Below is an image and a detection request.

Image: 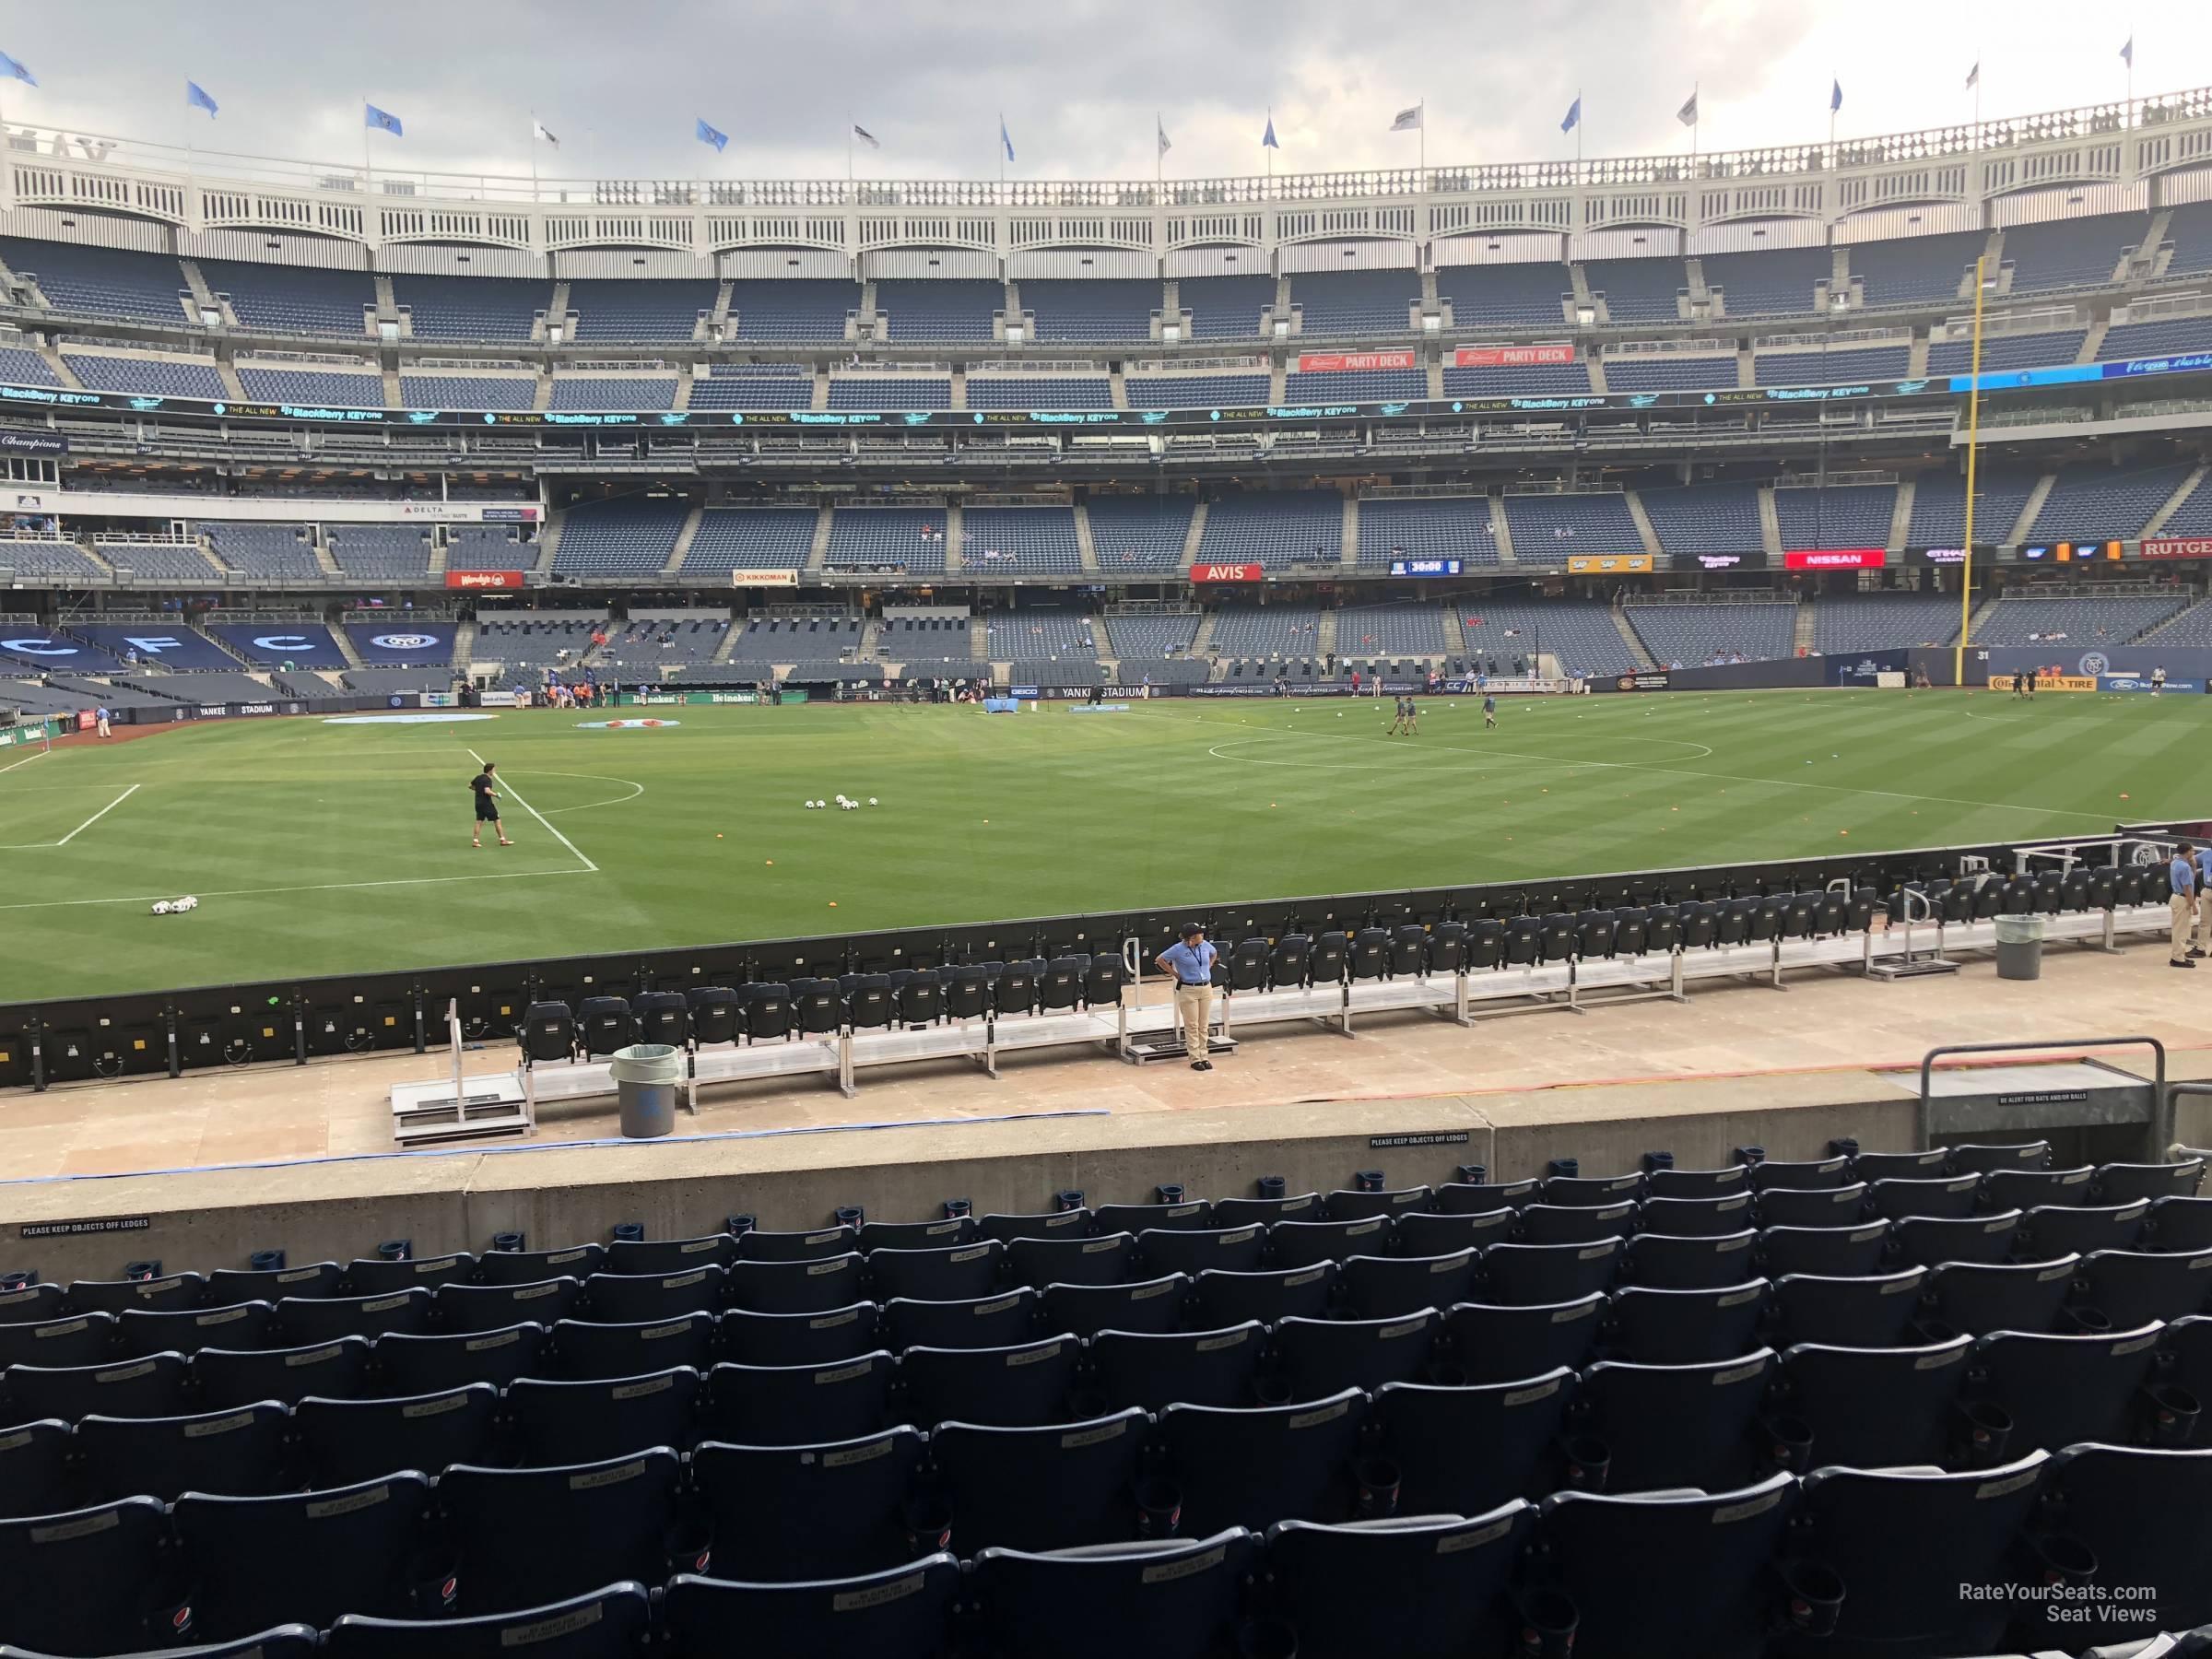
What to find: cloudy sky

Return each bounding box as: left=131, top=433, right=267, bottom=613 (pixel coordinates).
left=3, top=0, right=2206, bottom=185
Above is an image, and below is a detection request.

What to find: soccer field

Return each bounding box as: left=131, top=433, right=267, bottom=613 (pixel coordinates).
left=0, top=688, right=2199, bottom=1002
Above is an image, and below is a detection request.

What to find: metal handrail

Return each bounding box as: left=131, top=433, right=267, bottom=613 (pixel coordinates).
left=1917, top=1036, right=2168, bottom=1147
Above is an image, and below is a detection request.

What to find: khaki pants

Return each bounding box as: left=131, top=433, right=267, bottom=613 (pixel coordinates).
left=2173, top=894, right=2196, bottom=959
left=1174, top=982, right=1214, bottom=1060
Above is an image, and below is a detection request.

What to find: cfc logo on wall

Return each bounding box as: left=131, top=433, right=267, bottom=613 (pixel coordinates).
left=371, top=633, right=440, bottom=651
left=2077, top=652, right=2111, bottom=677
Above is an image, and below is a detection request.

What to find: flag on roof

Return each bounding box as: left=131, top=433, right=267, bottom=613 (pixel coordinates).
left=0, top=52, right=36, bottom=88
left=533, top=120, right=559, bottom=147
left=1262, top=113, right=1278, bottom=149
left=1000, top=115, right=1014, bottom=162
left=1389, top=104, right=1422, bottom=132
left=1677, top=90, right=1699, bottom=126
left=853, top=124, right=879, bottom=150
left=186, top=81, right=218, bottom=119
left=365, top=102, right=403, bottom=136
left=1830, top=78, right=1842, bottom=114
left=1560, top=96, right=1581, bottom=135
left=1157, top=117, right=1171, bottom=156
left=1965, top=61, right=1980, bottom=91
left=696, top=117, right=727, bottom=152
left=2120, top=37, right=2133, bottom=68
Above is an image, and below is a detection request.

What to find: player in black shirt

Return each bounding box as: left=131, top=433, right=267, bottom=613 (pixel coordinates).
left=471, top=762, right=512, bottom=849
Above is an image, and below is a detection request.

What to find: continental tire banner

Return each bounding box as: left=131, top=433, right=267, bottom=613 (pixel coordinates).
left=1987, top=675, right=2098, bottom=693
left=1568, top=553, right=1653, bottom=574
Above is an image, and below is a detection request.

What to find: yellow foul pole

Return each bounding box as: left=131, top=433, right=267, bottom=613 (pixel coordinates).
left=1955, top=254, right=1986, bottom=687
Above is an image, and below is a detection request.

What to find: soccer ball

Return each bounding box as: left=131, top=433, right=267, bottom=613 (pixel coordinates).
left=868, top=797, right=878, bottom=806
left=177, top=896, right=198, bottom=912
left=151, top=900, right=171, bottom=916
left=841, top=799, right=857, bottom=811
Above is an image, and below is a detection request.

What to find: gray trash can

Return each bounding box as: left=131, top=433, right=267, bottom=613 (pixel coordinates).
left=610, top=1043, right=682, bottom=1138
left=1994, top=914, right=2045, bottom=982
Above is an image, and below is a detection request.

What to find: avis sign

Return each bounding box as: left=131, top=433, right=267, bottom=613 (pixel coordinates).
left=1190, top=562, right=1265, bottom=582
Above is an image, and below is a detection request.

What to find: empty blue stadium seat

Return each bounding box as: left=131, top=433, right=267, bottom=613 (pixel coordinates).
left=1639, top=482, right=1764, bottom=554
left=0, top=346, right=61, bottom=388
left=1810, top=594, right=1961, bottom=653
left=965, top=375, right=1112, bottom=410
left=1905, top=468, right=2040, bottom=546
left=63, top=352, right=224, bottom=398
left=548, top=376, right=677, bottom=412
left=1927, top=330, right=2085, bottom=374
left=552, top=497, right=688, bottom=576
left=1501, top=492, right=1642, bottom=560
left=399, top=374, right=535, bottom=410
left=327, top=526, right=432, bottom=579
left=1086, top=497, right=1194, bottom=571
left=93, top=543, right=221, bottom=584
left=963, top=508, right=1084, bottom=573
left=1772, top=483, right=1895, bottom=550
left=1359, top=496, right=1500, bottom=567
left=1178, top=275, right=1273, bottom=339
left=1700, top=246, right=1828, bottom=318
left=1753, top=344, right=1911, bottom=386
left=198, top=521, right=323, bottom=578
left=874, top=279, right=1002, bottom=344
left=2095, top=314, right=2212, bottom=362
left=684, top=508, right=816, bottom=573
left=1603, top=355, right=1736, bottom=393
left=688, top=365, right=811, bottom=409
left=1337, top=603, right=1448, bottom=653
left=728, top=280, right=854, bottom=344
left=1975, top=594, right=2189, bottom=646
left=1196, top=491, right=1341, bottom=569
left=1457, top=599, right=1638, bottom=677
left=237, top=366, right=382, bottom=406
left=1436, top=261, right=1571, bottom=327
left=2001, top=213, right=2145, bottom=293
left=1102, top=611, right=1200, bottom=655
left=1021, top=278, right=1159, bottom=343
left=1290, top=269, right=1418, bottom=335
left=566, top=277, right=717, bottom=342
left=197, top=259, right=374, bottom=336
left=391, top=274, right=548, bottom=341
left=1628, top=602, right=1798, bottom=665
left=2028, top=462, right=2194, bottom=543
left=1583, top=258, right=1685, bottom=324
left=1846, top=230, right=1984, bottom=308
left=826, top=508, right=948, bottom=571
left=985, top=606, right=1095, bottom=658
left=827, top=377, right=950, bottom=411
left=1124, top=373, right=1268, bottom=409
left=0, top=236, right=188, bottom=322
left=1282, top=368, right=1424, bottom=402
left=447, top=527, right=535, bottom=571
left=1208, top=605, right=1323, bottom=658
left=1441, top=358, right=1591, bottom=396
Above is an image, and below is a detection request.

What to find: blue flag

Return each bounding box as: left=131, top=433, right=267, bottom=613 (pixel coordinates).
left=0, top=50, right=36, bottom=88
left=1262, top=114, right=1278, bottom=150
left=2121, top=36, right=2133, bottom=68
left=1560, top=96, right=1581, bottom=135
left=696, top=117, right=727, bottom=153
left=186, top=81, right=218, bottom=119
left=1000, top=116, right=1014, bottom=163
left=1830, top=78, right=1842, bottom=114
left=365, top=102, right=403, bottom=136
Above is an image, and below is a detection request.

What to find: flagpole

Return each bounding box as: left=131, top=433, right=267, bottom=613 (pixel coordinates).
left=1691, top=81, right=1699, bottom=168
left=528, top=110, right=539, bottom=197
left=847, top=113, right=853, bottom=190
left=1575, top=88, right=1583, bottom=172
left=361, top=91, right=372, bottom=195
left=1156, top=112, right=1162, bottom=197
left=1418, top=97, right=1426, bottom=182
left=1266, top=107, right=1274, bottom=181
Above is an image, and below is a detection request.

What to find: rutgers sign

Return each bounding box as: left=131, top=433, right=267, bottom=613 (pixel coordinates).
left=1191, top=562, right=1265, bottom=582
left=444, top=571, right=524, bottom=589
left=2141, top=537, right=2212, bottom=559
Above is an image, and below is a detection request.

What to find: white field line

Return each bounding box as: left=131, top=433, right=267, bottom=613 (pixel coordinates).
left=0, top=745, right=52, bottom=774
left=0, top=782, right=142, bottom=850
left=0, top=865, right=592, bottom=913
left=468, top=749, right=597, bottom=872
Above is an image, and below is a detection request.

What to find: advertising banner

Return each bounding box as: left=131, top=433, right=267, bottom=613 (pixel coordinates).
left=1296, top=350, right=1417, bottom=373
left=1567, top=553, right=1653, bottom=574
left=1986, top=675, right=2098, bottom=693
left=735, top=569, right=802, bottom=587
left=1783, top=548, right=1887, bottom=570
left=445, top=571, right=525, bottom=590
left=1830, top=652, right=1913, bottom=684
left=1190, top=562, right=1265, bottom=582
left=2141, top=537, right=2212, bottom=559
left=0, top=430, right=65, bottom=455
left=2100, top=675, right=2207, bottom=694
left=1669, top=550, right=1767, bottom=571
left=1904, top=547, right=1972, bottom=566
left=399, top=502, right=542, bottom=523
left=1594, top=670, right=1671, bottom=693
left=1453, top=344, right=1576, bottom=367
left=1388, top=558, right=1463, bottom=577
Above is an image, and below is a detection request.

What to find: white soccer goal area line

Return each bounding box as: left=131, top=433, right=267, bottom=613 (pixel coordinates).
left=0, top=783, right=142, bottom=851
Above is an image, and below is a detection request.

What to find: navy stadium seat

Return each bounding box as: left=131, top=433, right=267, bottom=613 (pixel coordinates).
left=703, top=1353, right=894, bottom=1445
left=1968, top=1324, right=2170, bottom=1453
left=1137, top=1224, right=1265, bottom=1277
left=1190, top=1265, right=1337, bottom=1327
left=880, top=1289, right=1039, bottom=1352
left=1373, top=1371, right=1574, bottom=1516
left=967, top=1530, right=1260, bottom=1659
left=1336, top=1250, right=1477, bottom=1318
left=2034, top=1444, right=2212, bottom=1643
left=5, top=1350, right=188, bottom=1420
left=661, top=1559, right=959, bottom=1659
left=0, top=1498, right=179, bottom=1653
left=325, top=1583, right=651, bottom=1659
left=374, top=1324, right=549, bottom=1395
left=549, top=1314, right=714, bottom=1381
left=292, top=1384, right=500, bottom=1488
left=1574, top=1348, right=1778, bottom=1491
left=175, top=1475, right=439, bottom=1639
left=690, top=1430, right=931, bottom=1580
left=1776, top=1335, right=1972, bottom=1467
left=866, top=1241, right=1004, bottom=1302
left=1263, top=1505, right=1529, bottom=1659
left=900, top=1335, right=1080, bottom=1429
left=1040, top=1274, right=1187, bottom=1338
left=1441, top=1295, right=1607, bottom=1382
left=1769, top=1268, right=1926, bottom=1348
left=1484, top=1238, right=1622, bottom=1304
left=0, top=1418, right=73, bottom=1519
left=1272, top=1310, right=1440, bottom=1398
left=1924, top=1256, right=2079, bottom=1335
left=505, top=1368, right=700, bottom=1465
left=433, top=1277, right=581, bottom=1334
left=718, top=1301, right=882, bottom=1366
left=1158, top=1390, right=1371, bottom=1536
left=1089, top=1322, right=1265, bottom=1410
left=276, top=1288, right=431, bottom=1344
left=1606, top=1280, right=1770, bottom=1362
left=932, top=1408, right=1153, bottom=1553
left=0, top=1312, right=117, bottom=1370
left=580, top=1266, right=724, bottom=1324
left=437, top=1451, right=690, bottom=1616
left=77, top=1401, right=289, bottom=1501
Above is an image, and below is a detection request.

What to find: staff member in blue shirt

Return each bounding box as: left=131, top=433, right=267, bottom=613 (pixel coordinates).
left=2171, top=851, right=2198, bottom=970
left=2193, top=844, right=2212, bottom=959
left=1156, top=922, right=1222, bottom=1071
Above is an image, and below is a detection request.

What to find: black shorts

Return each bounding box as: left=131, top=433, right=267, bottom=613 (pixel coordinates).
left=475, top=799, right=500, bottom=822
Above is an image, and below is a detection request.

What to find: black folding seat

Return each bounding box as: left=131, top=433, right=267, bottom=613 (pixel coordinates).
left=327, top=1583, right=651, bottom=1659
left=1395, top=1207, right=1515, bottom=1255
left=1624, top=1229, right=1759, bottom=1289
left=1712, top=896, right=1752, bottom=946
left=1676, top=900, right=1718, bottom=948
left=1007, top=1232, right=1135, bottom=1290
left=1347, top=926, right=1389, bottom=981
left=1605, top=1281, right=1769, bottom=1363
left=1441, top=1293, right=1606, bottom=1383
left=1323, top=1184, right=1431, bottom=1222
left=1533, top=1476, right=1798, bottom=1659
left=1212, top=1192, right=1322, bottom=1226
left=1892, top=1209, right=2022, bottom=1267
left=856, top=1216, right=975, bottom=1253
left=976, top=1209, right=1090, bottom=1244
left=1574, top=909, right=1616, bottom=958
left=0, top=1311, right=116, bottom=1370
left=276, top=1288, right=431, bottom=1344
left=1850, top=1147, right=1949, bottom=1182
left=1376, top=1368, right=1574, bottom=1515
left=891, top=969, right=944, bottom=1026
left=967, top=1531, right=1258, bottom=1659
left=196, top=1335, right=371, bottom=1410
left=435, top=1277, right=581, bottom=1334
left=477, top=1243, right=605, bottom=1285
left=573, top=995, right=633, bottom=1057
left=580, top=1265, right=724, bottom=1324
left=1925, top=1256, right=2080, bottom=1337
left=549, top=1313, right=714, bottom=1382
left=1770, top=1268, right=1927, bottom=1348
left=1041, top=1274, right=1187, bottom=1338
left=939, top=965, right=989, bottom=1021
left=347, top=1253, right=479, bottom=1296
left=374, top=1323, right=549, bottom=1396
left=175, top=1474, right=436, bottom=1640
left=1644, top=1163, right=1749, bottom=1199
left=1159, top=1391, right=1371, bottom=1535
left=1263, top=1504, right=1530, bottom=1659
left=881, top=1288, right=1038, bottom=1352
left=1089, top=1323, right=1264, bottom=1411
left=743, top=982, right=794, bottom=1041
left=901, top=1335, right=1079, bottom=1429
left=933, top=1408, right=1152, bottom=1555
left=2077, top=1247, right=2212, bottom=1326
left=993, top=959, right=1041, bottom=1016
left=1485, top=1238, right=1621, bottom=1305
left=604, top=1232, right=737, bottom=1275
left=1519, top=1200, right=1636, bottom=1244
left=866, top=1240, right=1003, bottom=1302
left=1743, top=893, right=1783, bottom=942
left=0, top=1282, right=64, bottom=1325
left=1542, top=1171, right=1645, bottom=1206
left=737, top=1225, right=858, bottom=1263
left=703, top=1352, right=894, bottom=1446
left=2028, top=1198, right=2150, bottom=1256
left=632, top=989, right=689, bottom=1048
left=726, top=1252, right=866, bottom=1313
left=1985, top=1164, right=2097, bottom=1210
left=1224, top=938, right=1268, bottom=993
left=689, top=1429, right=929, bottom=1581
left=292, top=1383, right=498, bottom=1488
left=1608, top=908, right=1650, bottom=957
left=1970, top=1324, right=2172, bottom=1455
left=1757, top=1182, right=1869, bottom=1227
left=1269, top=1216, right=1392, bottom=1266
left=2034, top=1444, right=2212, bottom=1645
left=1095, top=1199, right=1212, bottom=1236
left=1336, top=1251, right=1477, bottom=1320
left=2096, top=1158, right=2205, bottom=1206
left=1502, top=914, right=1541, bottom=965
left=686, top=985, right=740, bottom=1048
left=5, top=1350, right=187, bottom=1422
left=66, top=1272, right=210, bottom=1315
left=719, top=1301, right=880, bottom=1367
left=2147, top=1194, right=2212, bottom=1253
left=1537, top=911, right=1576, bottom=960
left=1191, top=1264, right=1336, bottom=1327
left=207, top=1261, right=344, bottom=1304
left=1578, top=1348, right=1779, bottom=1492
left=790, top=976, right=842, bottom=1036
left=663, top=1559, right=957, bottom=1659
left=1866, top=1173, right=1983, bottom=1220
left=1265, top=931, right=1312, bottom=989
left=1465, top=918, right=1505, bottom=970
left=1272, top=1310, right=1440, bottom=1399
left=1644, top=903, right=1681, bottom=952
left=506, top=1368, right=700, bottom=1466
left=76, top=1400, right=289, bottom=1502
left=1950, top=1139, right=2050, bottom=1178
left=1137, top=1224, right=1265, bottom=1278
left=1426, top=921, right=1468, bottom=973
left=1747, top=1153, right=1850, bottom=1191
left=1384, top=924, right=1426, bottom=976
left=1085, top=953, right=1125, bottom=1007
left=1436, top=1176, right=1541, bottom=1212
left=1812, top=888, right=1848, bottom=934
left=0, top=1496, right=175, bottom=1654
left=1776, top=892, right=1817, bottom=940
left=844, top=972, right=896, bottom=1029
left=1787, top=1457, right=2050, bottom=1658
left=1759, top=1221, right=1892, bottom=1278
left=1639, top=1193, right=1755, bottom=1237
left=439, top=1451, right=688, bottom=1617
left=1777, top=1335, right=1972, bottom=1467
left=0, top=1417, right=74, bottom=1520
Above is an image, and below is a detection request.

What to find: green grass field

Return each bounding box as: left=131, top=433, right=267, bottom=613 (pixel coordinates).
left=1, top=688, right=2200, bottom=1002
